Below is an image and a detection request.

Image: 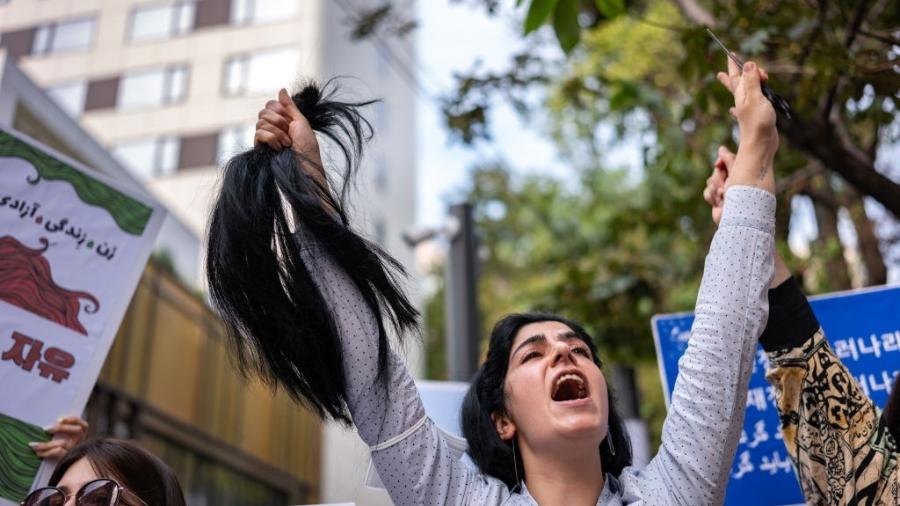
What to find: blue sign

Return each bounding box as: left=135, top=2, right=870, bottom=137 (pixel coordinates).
left=652, top=284, right=900, bottom=506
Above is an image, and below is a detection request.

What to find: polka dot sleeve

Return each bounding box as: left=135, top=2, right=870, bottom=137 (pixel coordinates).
left=300, top=241, right=513, bottom=505
left=621, top=186, right=776, bottom=505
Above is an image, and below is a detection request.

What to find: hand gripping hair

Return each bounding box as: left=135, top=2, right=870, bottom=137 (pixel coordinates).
left=206, top=81, right=418, bottom=423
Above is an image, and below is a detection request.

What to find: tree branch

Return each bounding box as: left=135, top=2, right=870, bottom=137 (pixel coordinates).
left=857, top=29, right=900, bottom=45
left=797, top=0, right=828, bottom=68
left=670, top=0, right=716, bottom=26
left=780, top=113, right=900, bottom=218
left=799, top=186, right=840, bottom=211
left=777, top=162, right=824, bottom=195
left=627, top=12, right=687, bottom=32
left=818, top=0, right=872, bottom=130
left=843, top=0, right=870, bottom=47
left=831, top=113, right=876, bottom=166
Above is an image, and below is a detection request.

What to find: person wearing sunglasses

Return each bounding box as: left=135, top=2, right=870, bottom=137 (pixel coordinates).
left=21, top=438, right=185, bottom=506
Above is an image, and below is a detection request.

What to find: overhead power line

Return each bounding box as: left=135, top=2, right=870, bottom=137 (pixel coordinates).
left=331, top=0, right=441, bottom=100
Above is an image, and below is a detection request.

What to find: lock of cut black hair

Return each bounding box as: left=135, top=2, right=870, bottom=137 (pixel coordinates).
left=206, top=81, right=418, bottom=424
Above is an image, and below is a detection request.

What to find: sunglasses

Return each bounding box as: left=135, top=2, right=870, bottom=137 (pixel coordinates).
left=21, top=478, right=128, bottom=506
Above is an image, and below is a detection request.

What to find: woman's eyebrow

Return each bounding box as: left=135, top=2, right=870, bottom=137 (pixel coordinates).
left=512, top=334, right=546, bottom=358
left=559, top=332, right=594, bottom=354
left=558, top=330, right=580, bottom=341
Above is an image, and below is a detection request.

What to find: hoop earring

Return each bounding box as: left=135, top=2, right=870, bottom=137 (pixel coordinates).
left=500, top=437, right=523, bottom=503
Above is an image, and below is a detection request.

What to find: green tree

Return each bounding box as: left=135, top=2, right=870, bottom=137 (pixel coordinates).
left=349, top=0, right=897, bottom=289
left=431, top=0, right=897, bottom=289
left=464, top=164, right=703, bottom=360
left=448, top=161, right=704, bottom=444
left=452, top=0, right=900, bottom=219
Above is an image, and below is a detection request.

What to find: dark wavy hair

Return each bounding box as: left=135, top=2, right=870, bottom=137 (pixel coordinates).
left=462, top=312, right=633, bottom=490
left=206, top=81, right=418, bottom=424
left=885, top=374, right=900, bottom=444
left=49, top=438, right=185, bottom=506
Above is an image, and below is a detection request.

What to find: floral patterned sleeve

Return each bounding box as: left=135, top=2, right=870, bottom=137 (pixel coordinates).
left=761, top=277, right=899, bottom=505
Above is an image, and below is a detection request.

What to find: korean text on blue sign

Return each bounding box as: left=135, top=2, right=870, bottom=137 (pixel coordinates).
left=651, top=285, right=899, bottom=506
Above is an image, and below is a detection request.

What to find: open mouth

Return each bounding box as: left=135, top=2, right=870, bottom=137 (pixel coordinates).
left=551, top=373, right=589, bottom=402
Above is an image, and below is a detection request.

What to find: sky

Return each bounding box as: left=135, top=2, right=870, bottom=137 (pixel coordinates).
left=411, top=1, right=690, bottom=224
left=413, top=0, right=570, bottom=227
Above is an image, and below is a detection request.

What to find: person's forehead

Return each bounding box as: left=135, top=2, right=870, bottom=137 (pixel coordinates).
left=512, top=320, right=577, bottom=346
left=58, top=457, right=99, bottom=492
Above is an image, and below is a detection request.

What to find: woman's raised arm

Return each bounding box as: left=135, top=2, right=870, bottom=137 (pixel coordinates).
left=761, top=279, right=900, bottom=504
left=626, top=59, right=778, bottom=505
left=207, top=84, right=417, bottom=424
left=207, top=84, right=511, bottom=505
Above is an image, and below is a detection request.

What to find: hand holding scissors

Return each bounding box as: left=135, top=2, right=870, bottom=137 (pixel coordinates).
left=707, top=28, right=791, bottom=120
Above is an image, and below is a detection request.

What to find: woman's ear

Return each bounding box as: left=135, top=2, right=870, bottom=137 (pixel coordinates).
left=491, top=412, right=516, bottom=441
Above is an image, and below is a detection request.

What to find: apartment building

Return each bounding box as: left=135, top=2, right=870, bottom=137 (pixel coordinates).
left=0, top=0, right=417, bottom=283
left=1, top=1, right=419, bottom=503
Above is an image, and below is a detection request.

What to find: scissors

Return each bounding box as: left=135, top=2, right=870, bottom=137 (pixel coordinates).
left=707, top=28, right=791, bottom=120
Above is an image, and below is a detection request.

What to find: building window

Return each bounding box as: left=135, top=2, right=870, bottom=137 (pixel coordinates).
left=217, top=124, right=254, bottom=164
left=32, top=17, right=95, bottom=55
left=84, top=76, right=120, bottom=111
left=230, top=0, right=298, bottom=25
left=0, top=27, right=36, bottom=59
left=222, top=48, right=298, bottom=96
left=47, top=81, right=87, bottom=117
left=118, top=65, right=188, bottom=110
left=129, top=1, right=196, bottom=42
left=113, top=136, right=180, bottom=181
left=178, top=132, right=219, bottom=169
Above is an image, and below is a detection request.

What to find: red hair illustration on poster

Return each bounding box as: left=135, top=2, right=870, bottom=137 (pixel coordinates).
left=0, top=235, right=99, bottom=335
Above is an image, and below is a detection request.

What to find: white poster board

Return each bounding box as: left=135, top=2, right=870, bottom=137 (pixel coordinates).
left=0, top=127, right=165, bottom=504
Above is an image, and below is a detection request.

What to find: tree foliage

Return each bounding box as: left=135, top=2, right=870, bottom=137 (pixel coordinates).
left=447, top=0, right=900, bottom=220
left=461, top=163, right=707, bottom=362
left=442, top=0, right=898, bottom=282
left=438, top=162, right=697, bottom=444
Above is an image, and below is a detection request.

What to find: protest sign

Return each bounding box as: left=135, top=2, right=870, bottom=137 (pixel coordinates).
left=652, top=284, right=900, bottom=506
left=0, top=127, right=165, bottom=504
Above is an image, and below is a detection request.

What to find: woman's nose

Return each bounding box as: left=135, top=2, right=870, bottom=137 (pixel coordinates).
left=551, top=341, right=574, bottom=365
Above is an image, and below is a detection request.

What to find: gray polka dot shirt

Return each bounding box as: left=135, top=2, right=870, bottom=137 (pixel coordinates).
left=303, top=186, right=775, bottom=505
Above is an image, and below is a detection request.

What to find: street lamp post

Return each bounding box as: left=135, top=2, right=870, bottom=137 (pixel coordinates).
left=402, top=202, right=480, bottom=382
left=445, top=203, right=480, bottom=382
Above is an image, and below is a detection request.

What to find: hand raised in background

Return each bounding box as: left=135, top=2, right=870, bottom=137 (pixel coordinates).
left=703, top=145, right=736, bottom=226
left=30, top=415, right=88, bottom=460
left=716, top=58, right=778, bottom=194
